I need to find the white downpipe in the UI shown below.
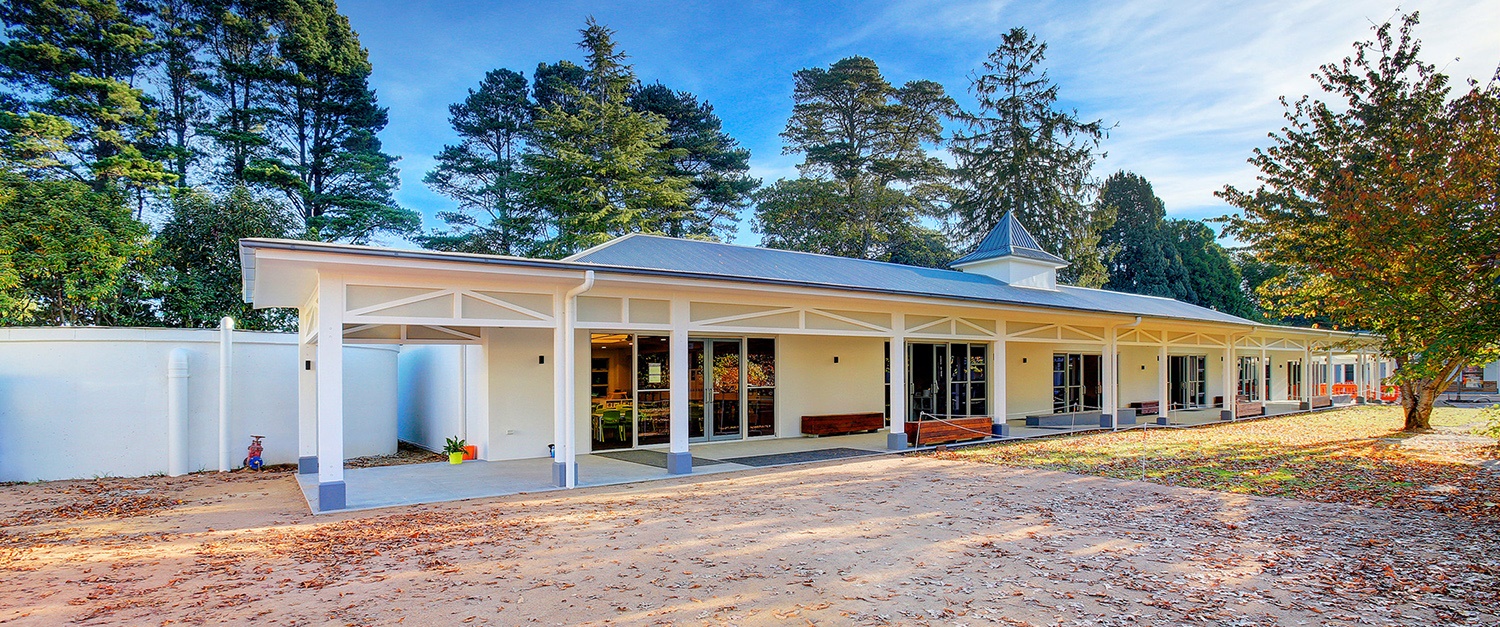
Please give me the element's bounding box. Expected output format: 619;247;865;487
218;316;234;472
562;271;595;489
167;349;190;476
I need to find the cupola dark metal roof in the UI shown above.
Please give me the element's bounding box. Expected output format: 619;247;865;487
948;211;1067;267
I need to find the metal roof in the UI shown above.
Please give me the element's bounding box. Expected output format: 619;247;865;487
568;234;1258;326
949;211;1068;267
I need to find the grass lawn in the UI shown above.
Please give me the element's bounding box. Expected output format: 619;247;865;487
931;405;1500;520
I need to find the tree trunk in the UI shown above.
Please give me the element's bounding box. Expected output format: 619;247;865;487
1399;377;1442;430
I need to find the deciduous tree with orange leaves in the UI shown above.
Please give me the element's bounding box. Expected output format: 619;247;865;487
1220;13;1500;430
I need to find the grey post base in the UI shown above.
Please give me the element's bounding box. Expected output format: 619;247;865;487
1156;416;1169;426
1220;410;1236;421
551;461;568;487
317;481;346;511
991;423;1010;437
666;451;693;475
298;455;318;474
887;431;909;450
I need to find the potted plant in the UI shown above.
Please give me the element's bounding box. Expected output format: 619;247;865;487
443;437;467;464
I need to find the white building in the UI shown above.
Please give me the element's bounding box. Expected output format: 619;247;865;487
240;213;1388;510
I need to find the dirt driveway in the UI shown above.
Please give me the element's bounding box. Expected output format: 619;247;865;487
2;456;1496;625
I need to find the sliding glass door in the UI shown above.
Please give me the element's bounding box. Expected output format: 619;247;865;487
1170;355;1207;409
1052;352;1101;413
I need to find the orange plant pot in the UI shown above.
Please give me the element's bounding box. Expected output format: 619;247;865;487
463;445;477;461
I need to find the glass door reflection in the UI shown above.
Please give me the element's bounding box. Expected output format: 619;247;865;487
709;339;742;440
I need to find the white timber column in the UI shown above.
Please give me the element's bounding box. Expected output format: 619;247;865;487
887;313;908;449
463;331;490;459
990;334;1006;437
1302;345;1313;405
314;272;346;511
297;307;317;474
551;291;568;487
1102;325;1117;429
667;297;692;472
1158;343;1169;424
1326;344;1336;398
1221;336;1238;421
1259;342;1268;403
1354;352;1363;401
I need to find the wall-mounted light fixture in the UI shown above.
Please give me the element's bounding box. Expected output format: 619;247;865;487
1021;357;1027;364
304;360;312;371
1141;365;1146;370
538;355;546;365
833;356;840;364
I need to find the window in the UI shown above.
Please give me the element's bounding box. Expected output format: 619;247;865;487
907;343;990;421
1052;352;1101;413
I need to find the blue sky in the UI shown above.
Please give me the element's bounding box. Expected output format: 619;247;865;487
339;0;1500;247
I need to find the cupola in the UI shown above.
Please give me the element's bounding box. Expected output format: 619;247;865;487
948;212;1067;290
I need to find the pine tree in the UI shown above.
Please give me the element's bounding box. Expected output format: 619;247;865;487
255;0;416;242
418;69;541;256
949;27;1109;286
147;0;211;187
0;0;172;191
523;18;689;256
198;0;279;184
629;83;756;239
755;56;954;266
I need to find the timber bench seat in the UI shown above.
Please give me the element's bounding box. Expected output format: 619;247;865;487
1222;401;1264;420
905;417;992;446
1300;395;1333;410
801;412;884;436
1129;401;1160;416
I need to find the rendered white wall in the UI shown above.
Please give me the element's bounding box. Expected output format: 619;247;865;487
396;344;462;453
0;327;398;482
488;327;556;460
1118;345;1160;407
1004;342;1061;419
778;335;885;435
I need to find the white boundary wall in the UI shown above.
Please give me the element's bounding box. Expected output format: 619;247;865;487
0;327;398;482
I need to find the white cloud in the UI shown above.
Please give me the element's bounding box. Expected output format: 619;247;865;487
859;0;1500;219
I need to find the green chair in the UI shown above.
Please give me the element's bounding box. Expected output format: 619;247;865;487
600;409;625;443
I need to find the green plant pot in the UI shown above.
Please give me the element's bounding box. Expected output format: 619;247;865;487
448;452;464;464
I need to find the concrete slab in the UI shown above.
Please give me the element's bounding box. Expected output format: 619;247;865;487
297;432;890;514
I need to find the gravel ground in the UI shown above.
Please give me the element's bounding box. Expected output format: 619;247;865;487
1;456;1496;626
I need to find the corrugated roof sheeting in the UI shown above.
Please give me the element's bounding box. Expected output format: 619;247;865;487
572;235;1258;326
